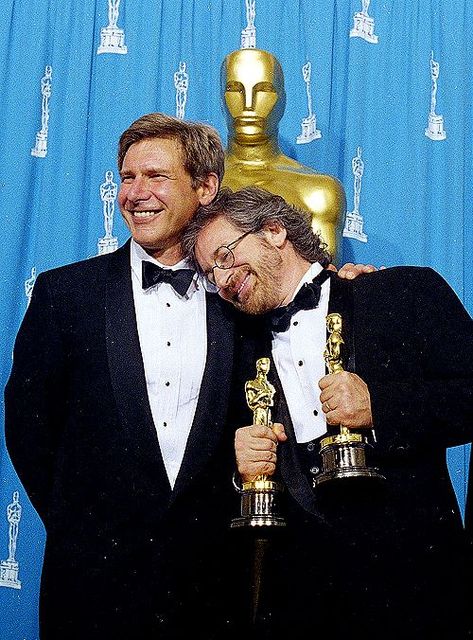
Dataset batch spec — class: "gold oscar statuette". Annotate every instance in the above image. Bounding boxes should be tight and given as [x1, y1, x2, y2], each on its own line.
[231, 357, 286, 528]
[313, 313, 385, 486]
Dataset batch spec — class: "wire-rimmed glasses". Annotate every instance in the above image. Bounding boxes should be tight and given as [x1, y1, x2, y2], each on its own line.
[206, 230, 252, 285]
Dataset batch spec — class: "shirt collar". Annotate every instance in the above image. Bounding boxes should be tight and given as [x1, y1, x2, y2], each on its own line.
[290, 262, 324, 302]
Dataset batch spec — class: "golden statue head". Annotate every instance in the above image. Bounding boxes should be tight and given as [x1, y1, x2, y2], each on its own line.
[221, 49, 286, 143]
[256, 357, 271, 377]
[326, 313, 342, 334]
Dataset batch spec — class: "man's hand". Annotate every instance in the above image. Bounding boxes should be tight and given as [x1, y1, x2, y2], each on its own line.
[330, 263, 385, 279]
[319, 372, 373, 428]
[235, 423, 287, 482]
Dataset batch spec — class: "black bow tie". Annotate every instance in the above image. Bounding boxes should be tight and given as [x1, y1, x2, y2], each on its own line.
[142, 261, 195, 297]
[265, 269, 331, 332]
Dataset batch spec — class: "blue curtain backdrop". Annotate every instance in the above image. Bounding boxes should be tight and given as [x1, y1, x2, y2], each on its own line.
[1, 1, 472, 637]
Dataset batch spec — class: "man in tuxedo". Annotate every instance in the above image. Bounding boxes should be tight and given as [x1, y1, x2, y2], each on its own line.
[183, 185, 473, 638]
[4, 113, 251, 639]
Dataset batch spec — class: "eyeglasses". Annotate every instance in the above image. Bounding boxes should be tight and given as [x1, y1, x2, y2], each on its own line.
[206, 230, 252, 285]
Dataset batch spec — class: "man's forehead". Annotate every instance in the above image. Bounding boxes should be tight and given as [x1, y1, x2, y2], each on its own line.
[197, 218, 237, 254]
[199, 218, 225, 241]
[122, 136, 185, 168]
[126, 136, 182, 157]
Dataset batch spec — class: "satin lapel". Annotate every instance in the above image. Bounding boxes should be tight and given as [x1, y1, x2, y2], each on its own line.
[327, 273, 355, 372]
[105, 240, 171, 495]
[171, 293, 236, 499]
[270, 358, 323, 516]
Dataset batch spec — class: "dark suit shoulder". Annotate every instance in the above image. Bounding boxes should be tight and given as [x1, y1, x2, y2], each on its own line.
[346, 265, 451, 296]
[343, 265, 434, 284]
[343, 265, 471, 324]
[366, 265, 437, 280]
[36, 242, 130, 291]
[357, 264, 459, 289]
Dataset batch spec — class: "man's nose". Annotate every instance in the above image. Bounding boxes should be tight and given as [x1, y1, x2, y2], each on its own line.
[125, 176, 149, 202]
[213, 266, 233, 290]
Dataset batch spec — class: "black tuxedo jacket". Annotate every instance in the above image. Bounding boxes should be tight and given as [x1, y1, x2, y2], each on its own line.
[5, 241, 253, 639]
[252, 268, 473, 639]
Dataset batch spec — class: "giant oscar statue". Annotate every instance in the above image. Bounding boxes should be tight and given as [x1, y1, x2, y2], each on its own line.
[221, 48, 346, 263]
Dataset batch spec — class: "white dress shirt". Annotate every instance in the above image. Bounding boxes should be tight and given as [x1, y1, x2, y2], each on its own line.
[130, 240, 207, 488]
[271, 263, 330, 443]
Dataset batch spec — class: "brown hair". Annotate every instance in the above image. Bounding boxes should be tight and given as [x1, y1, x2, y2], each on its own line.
[117, 112, 225, 188]
[182, 186, 331, 266]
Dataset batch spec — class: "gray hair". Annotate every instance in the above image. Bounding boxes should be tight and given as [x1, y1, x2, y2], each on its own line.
[117, 112, 225, 188]
[181, 186, 331, 266]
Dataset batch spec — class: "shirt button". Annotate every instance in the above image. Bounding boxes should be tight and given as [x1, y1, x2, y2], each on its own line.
[298, 360, 303, 366]
[166, 341, 171, 346]
[166, 302, 171, 308]
[313, 409, 318, 416]
[165, 381, 170, 387]
[293, 321, 299, 326]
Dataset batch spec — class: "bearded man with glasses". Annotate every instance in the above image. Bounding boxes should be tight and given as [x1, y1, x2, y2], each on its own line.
[182, 185, 473, 639]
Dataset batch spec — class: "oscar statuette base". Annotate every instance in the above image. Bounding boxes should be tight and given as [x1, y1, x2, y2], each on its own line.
[314, 429, 385, 487]
[231, 478, 286, 528]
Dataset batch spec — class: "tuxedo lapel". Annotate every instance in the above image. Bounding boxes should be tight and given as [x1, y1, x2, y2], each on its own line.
[105, 241, 171, 495]
[172, 293, 236, 498]
[270, 360, 323, 516]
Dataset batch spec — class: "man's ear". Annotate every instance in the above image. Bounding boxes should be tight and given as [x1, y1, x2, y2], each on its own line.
[262, 221, 287, 248]
[198, 173, 219, 205]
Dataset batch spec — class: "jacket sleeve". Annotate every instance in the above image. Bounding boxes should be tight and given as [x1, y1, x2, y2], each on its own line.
[4, 271, 67, 522]
[367, 268, 473, 455]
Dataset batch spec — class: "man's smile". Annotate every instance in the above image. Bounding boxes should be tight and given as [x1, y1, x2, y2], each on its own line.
[224, 270, 252, 304]
[127, 209, 163, 219]
[235, 272, 251, 301]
